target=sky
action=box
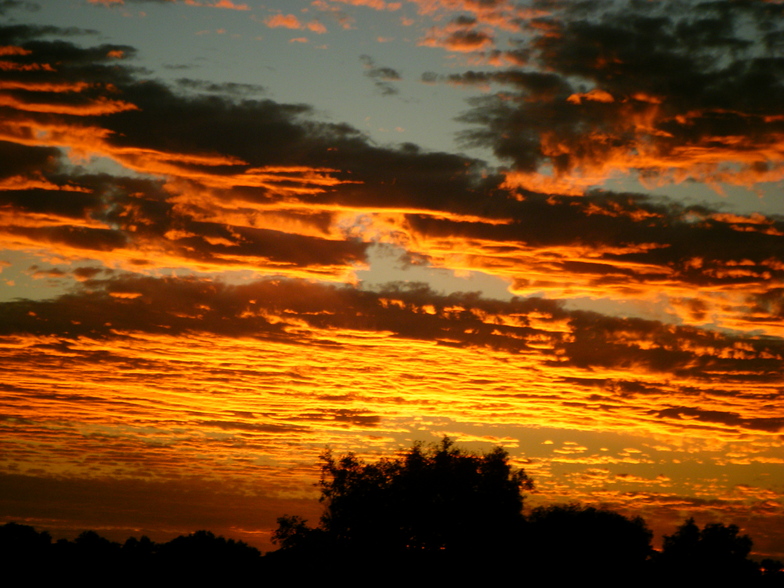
[0,0,783,557]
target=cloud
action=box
[655,406,784,434]
[0,1,39,15]
[0,28,398,276]
[264,13,327,34]
[1,273,781,433]
[206,0,249,9]
[326,0,401,11]
[408,0,538,30]
[0,93,139,116]
[265,14,303,30]
[1,23,783,336]
[175,78,266,96]
[380,188,784,336]
[448,0,784,190]
[420,17,495,52]
[307,20,328,34]
[360,54,402,96]
[311,0,355,29]
[87,0,250,8]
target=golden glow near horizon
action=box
[0,0,782,559]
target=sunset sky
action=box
[1,0,783,557]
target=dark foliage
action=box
[0,521,51,568]
[268,439,780,585]
[658,517,761,582]
[268,438,534,582]
[524,504,654,582]
[0,522,262,584]
[274,436,532,558]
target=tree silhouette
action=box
[272,515,317,552]
[273,436,533,560]
[659,517,760,582]
[0,522,51,567]
[524,503,654,581]
[157,529,261,582]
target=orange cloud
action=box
[441,2,784,190]
[420,22,494,53]
[0,95,139,116]
[0,81,91,92]
[0,60,55,71]
[567,89,615,104]
[0,174,91,193]
[265,14,327,34]
[266,14,303,29]
[209,0,250,9]
[0,46,32,56]
[183,0,249,7]
[307,21,328,34]
[327,0,401,10]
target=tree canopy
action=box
[273,437,533,557]
[659,517,760,582]
[525,503,654,581]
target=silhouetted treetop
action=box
[0,521,51,566]
[525,503,654,581]
[659,517,760,582]
[275,437,533,556]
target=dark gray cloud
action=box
[0,29,376,272]
[405,189,784,291]
[451,0,784,183]
[1,23,782,326]
[360,54,402,96]
[0,1,38,16]
[0,141,59,178]
[559,310,784,383]
[655,406,784,433]
[2,274,781,389]
[175,78,266,96]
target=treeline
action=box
[2,439,783,585]
[0,525,262,582]
[3,516,782,585]
[267,438,784,585]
